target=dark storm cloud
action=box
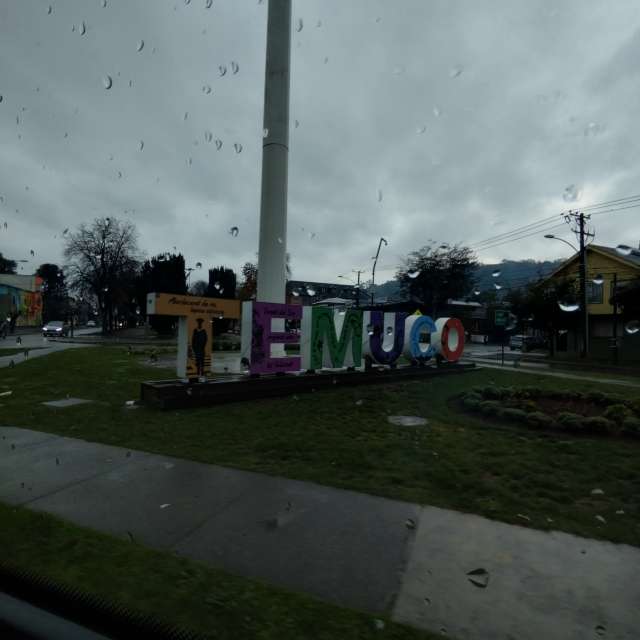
[1,0,638,284]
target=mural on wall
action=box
[0,276,43,326]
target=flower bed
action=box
[459,386,640,438]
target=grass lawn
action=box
[1,347,639,547]
[0,502,437,640]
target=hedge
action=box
[459,386,640,439]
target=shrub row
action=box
[461,387,640,438]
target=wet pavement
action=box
[1,426,639,639]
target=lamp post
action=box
[544,231,588,357]
[370,237,388,305]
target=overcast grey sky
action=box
[1,0,639,285]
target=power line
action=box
[469,194,640,250]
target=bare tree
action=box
[64,217,141,333]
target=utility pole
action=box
[577,211,589,358]
[353,269,364,308]
[612,272,619,365]
[256,0,292,305]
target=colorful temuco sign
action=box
[241,301,465,374]
[147,293,241,378]
[147,293,465,379]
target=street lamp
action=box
[544,234,578,252]
[371,237,388,305]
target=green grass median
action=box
[1,347,638,546]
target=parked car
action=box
[42,320,69,337]
[86,320,97,327]
[509,335,547,352]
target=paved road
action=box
[1,427,638,640]
[0,328,99,368]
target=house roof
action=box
[544,244,640,281]
[0,274,41,292]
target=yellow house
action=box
[544,245,640,361]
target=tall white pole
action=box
[256,0,292,304]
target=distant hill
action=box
[368,258,564,301]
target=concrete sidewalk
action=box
[1,427,638,640]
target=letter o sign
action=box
[434,317,465,362]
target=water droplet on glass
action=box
[592,274,604,285]
[595,625,606,637]
[562,184,581,202]
[277,237,283,244]
[296,18,303,32]
[229,226,239,237]
[214,281,221,290]
[117,170,123,179]
[234,143,242,153]
[262,128,269,138]
[386,327,393,336]
[366,323,374,336]
[558,301,580,312]
[205,0,213,7]
[584,122,603,137]
[416,125,427,134]
[187,157,193,166]
[494,283,502,290]
[184,0,191,4]
[204,131,212,143]
[202,84,212,94]
[183,111,189,121]
[377,189,383,202]
[433,106,442,117]
[615,244,633,256]
[218,65,227,76]
[215,139,223,150]
[79,21,86,35]
[492,269,501,278]
[102,75,113,90]
[294,119,300,129]
[292,289,300,297]
[0,95,3,103]
[324,56,329,64]
[338,308,346,316]
[138,140,144,151]
[449,65,463,78]
[231,61,239,74]
[136,39,144,52]
[47,5,53,14]
[408,270,420,279]
[101,0,107,7]
[466,568,489,588]
[306,287,316,296]
[624,320,640,335]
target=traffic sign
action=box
[495,310,508,327]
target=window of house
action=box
[586,282,603,304]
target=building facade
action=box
[0,274,44,327]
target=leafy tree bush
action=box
[583,416,615,435]
[557,412,584,432]
[501,408,528,422]
[603,404,633,425]
[526,412,555,429]
[479,400,501,416]
[622,417,640,436]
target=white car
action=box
[87,320,97,327]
